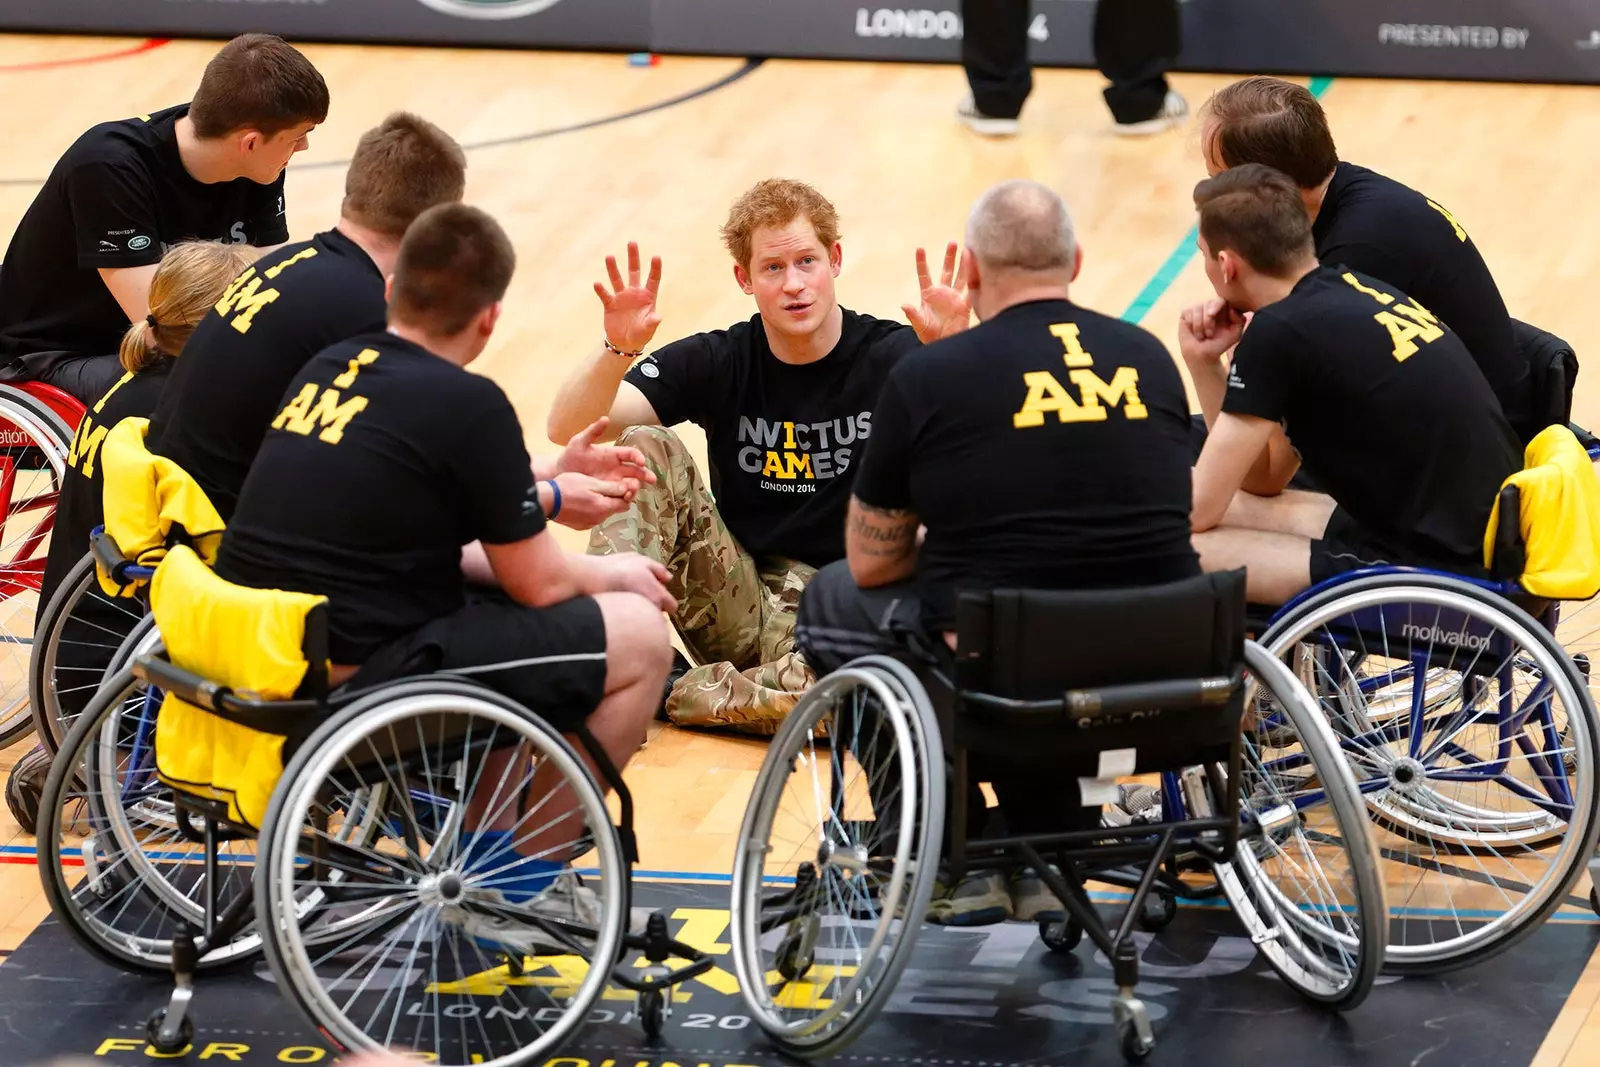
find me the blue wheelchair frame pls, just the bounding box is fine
[1153,429,1600,828]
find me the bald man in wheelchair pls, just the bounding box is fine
[794,179,1201,925]
[1180,164,1522,606]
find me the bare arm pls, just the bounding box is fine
[478,533,676,612]
[1240,430,1302,497]
[548,242,666,444]
[1192,413,1279,532]
[846,497,921,588]
[547,352,661,444]
[479,534,586,607]
[97,264,160,326]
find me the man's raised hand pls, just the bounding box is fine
[594,242,663,354]
[903,242,972,344]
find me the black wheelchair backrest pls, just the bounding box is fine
[953,568,1247,701]
[1488,482,1527,583]
[1513,317,1578,440]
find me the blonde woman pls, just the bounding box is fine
[39,239,255,641]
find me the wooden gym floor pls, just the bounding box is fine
[1,31,1599,1064]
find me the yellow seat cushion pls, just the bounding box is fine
[1483,424,1600,600]
[150,544,327,830]
[97,417,224,597]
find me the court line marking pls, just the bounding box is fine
[1119,75,1336,325]
[0,37,170,74]
[5,845,1592,923]
[0,56,762,187]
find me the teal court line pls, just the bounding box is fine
[1119,75,1336,325]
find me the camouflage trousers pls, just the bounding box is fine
[588,426,817,735]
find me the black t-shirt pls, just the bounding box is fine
[215,333,545,664]
[0,104,288,362]
[1223,266,1521,570]
[623,308,920,568]
[146,229,387,521]
[40,360,175,606]
[1314,162,1529,434]
[851,299,1200,629]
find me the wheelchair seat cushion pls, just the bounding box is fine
[1484,423,1600,600]
[97,416,224,597]
[151,543,328,830]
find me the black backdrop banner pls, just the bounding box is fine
[3,0,1600,84]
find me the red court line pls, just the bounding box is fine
[0,37,171,74]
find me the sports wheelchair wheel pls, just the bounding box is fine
[30,551,147,755]
[36,666,266,972]
[257,679,628,1067]
[730,656,944,1059]
[1208,642,1386,1008]
[36,662,397,974]
[0,383,76,750]
[1260,572,1600,974]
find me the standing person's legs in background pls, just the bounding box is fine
[956,0,1187,138]
[958,0,1031,135]
[1096,0,1188,134]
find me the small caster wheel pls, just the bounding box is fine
[1589,883,1599,918]
[1039,917,1082,953]
[775,934,814,981]
[1118,1020,1153,1062]
[145,1009,193,1054]
[1139,892,1177,932]
[640,990,665,1039]
[775,914,820,981]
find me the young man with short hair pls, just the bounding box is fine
[1198,76,1534,440]
[1183,164,1521,604]
[797,179,1199,924]
[547,178,968,734]
[216,203,674,934]
[0,33,330,402]
[146,111,465,522]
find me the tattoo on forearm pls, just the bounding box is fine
[850,503,917,557]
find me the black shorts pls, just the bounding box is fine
[1308,507,1397,584]
[344,589,609,731]
[1309,508,1482,585]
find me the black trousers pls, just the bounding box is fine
[961,0,1181,123]
[797,560,1098,858]
[0,350,125,405]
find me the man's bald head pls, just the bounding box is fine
[964,179,1077,278]
[962,179,1078,320]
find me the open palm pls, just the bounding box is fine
[903,242,972,343]
[595,241,663,353]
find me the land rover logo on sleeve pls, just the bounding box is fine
[127,235,151,251]
[413,0,563,18]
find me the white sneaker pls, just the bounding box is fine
[1102,784,1162,827]
[958,94,1020,137]
[463,874,651,957]
[1113,90,1189,137]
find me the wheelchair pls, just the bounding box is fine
[34,427,714,1065]
[0,380,85,749]
[729,569,1387,1063]
[1247,424,1600,972]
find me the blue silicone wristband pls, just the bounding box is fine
[547,479,562,520]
